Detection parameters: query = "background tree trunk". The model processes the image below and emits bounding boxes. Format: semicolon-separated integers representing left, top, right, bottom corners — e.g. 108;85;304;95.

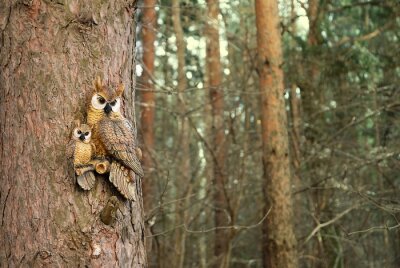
0;0;147;266
254;0;298;267
171;0;192;267
139;0;157;261
302;0;322;118
140;0;156;214
205;0;230;267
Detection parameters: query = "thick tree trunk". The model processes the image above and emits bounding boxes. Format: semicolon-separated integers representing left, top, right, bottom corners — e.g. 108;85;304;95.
254;0;298;268
0;1;147;267
205;0;229;267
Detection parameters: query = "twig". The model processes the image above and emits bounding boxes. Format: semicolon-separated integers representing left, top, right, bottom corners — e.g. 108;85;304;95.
147;206;272;237
304;204;359;244
335;21;394;46
348;223;400;236
183;206;271;234
329;1;386;13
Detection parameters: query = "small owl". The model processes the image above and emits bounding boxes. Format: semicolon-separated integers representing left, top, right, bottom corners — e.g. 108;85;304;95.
67;122;96;190
86;77;143;200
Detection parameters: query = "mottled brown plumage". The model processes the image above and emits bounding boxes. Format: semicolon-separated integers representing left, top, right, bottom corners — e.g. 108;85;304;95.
86;77;143;200
99;118;144;177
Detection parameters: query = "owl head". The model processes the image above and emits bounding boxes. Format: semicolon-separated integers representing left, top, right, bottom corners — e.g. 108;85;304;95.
90;76;124;116
72;121;92;144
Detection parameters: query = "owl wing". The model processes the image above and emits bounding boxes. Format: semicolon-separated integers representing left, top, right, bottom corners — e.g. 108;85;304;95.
77;171;96;190
99;118;144;177
109;161;136;200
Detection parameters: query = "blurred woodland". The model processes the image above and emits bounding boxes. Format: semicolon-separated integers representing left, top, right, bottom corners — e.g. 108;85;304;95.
136;0;400;267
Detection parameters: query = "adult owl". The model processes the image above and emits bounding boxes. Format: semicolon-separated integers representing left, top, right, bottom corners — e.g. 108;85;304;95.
87;76;144;200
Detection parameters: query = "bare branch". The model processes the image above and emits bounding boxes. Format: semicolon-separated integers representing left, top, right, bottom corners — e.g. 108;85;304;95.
335;21;394;46
348;223;400;236
329;1;389;13
304;204;360;244
147;206;272;238
183;206;272;234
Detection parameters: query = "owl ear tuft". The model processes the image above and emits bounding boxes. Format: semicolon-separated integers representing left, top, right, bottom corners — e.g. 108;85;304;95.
116;83;124;96
74;119;81;127
94;76;103;92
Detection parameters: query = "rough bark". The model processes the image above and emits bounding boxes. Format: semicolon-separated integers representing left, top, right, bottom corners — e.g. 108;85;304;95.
254;0;298;267
205;0;229;267
0;0;147;267
171;0;192;267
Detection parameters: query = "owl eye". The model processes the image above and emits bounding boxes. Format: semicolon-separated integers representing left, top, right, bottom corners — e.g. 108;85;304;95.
73;128;81;138
91;94;107;110
111;98;121;112
85;131;91;140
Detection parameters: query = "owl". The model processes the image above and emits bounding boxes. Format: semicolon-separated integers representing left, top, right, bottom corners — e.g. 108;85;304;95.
67;122;96;190
86;76;144;200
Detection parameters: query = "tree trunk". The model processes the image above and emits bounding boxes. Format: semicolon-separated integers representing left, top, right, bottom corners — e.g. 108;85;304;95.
304;2;328;267
140;0;156;213
254;0;298;267
205;0;229;267
171;0;191;267
289;0;302;183
139;0;156;260
0;1;147;266
302;0;322;118
307;0;320;47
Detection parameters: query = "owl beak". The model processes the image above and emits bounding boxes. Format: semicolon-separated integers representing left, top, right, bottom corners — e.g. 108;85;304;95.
104;103;112;114
79;135;85;141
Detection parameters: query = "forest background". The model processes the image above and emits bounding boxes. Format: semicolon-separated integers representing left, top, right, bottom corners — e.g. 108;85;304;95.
136;0;400;267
